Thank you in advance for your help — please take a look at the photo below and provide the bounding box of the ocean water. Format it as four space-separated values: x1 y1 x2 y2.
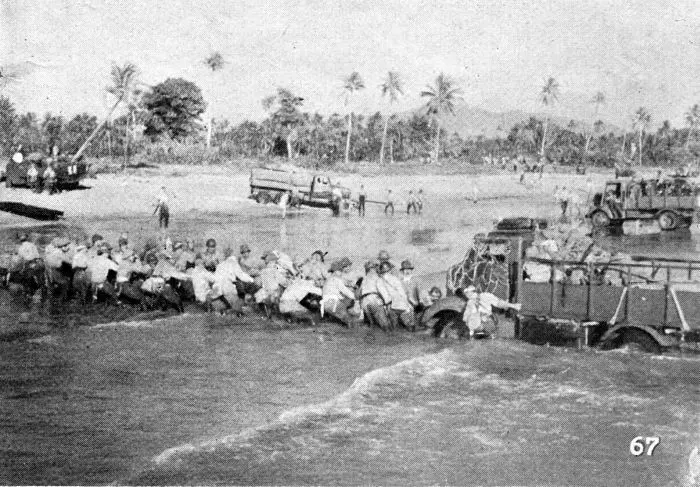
126 340 699 486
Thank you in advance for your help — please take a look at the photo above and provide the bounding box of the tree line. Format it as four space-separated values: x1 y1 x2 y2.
0 58 698 168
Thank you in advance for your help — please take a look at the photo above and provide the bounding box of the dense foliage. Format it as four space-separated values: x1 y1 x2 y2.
142 78 207 141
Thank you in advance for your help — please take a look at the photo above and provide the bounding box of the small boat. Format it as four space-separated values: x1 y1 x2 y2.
0 201 64 220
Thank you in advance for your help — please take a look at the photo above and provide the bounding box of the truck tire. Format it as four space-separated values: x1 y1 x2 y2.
428 310 468 339
590 210 610 228
621 328 662 354
657 211 678 231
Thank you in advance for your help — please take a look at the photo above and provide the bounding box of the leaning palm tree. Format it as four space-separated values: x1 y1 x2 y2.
379 71 404 165
420 73 463 164
685 104 700 150
632 107 651 166
204 51 225 149
342 72 365 165
538 77 560 159
106 62 140 168
584 91 605 159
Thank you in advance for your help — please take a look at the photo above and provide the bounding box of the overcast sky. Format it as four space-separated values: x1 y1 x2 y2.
1 0 699 129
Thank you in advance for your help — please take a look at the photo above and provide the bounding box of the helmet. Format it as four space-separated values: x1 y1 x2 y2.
378 250 390 262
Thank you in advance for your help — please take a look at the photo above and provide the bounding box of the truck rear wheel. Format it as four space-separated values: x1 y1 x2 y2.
621 328 662 354
590 210 610 228
657 211 678 231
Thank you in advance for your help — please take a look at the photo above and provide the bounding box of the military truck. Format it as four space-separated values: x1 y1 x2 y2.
249 165 350 209
421 217 700 352
5 152 87 190
587 178 698 230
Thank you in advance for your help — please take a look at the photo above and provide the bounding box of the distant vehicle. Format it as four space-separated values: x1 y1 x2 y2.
5 152 87 190
249 165 351 210
421 217 700 352
587 178 698 230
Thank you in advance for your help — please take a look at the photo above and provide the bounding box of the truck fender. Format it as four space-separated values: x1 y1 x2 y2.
599 323 677 348
653 208 680 219
586 206 613 220
421 296 467 327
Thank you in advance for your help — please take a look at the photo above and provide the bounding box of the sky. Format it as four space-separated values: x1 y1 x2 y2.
1 0 699 129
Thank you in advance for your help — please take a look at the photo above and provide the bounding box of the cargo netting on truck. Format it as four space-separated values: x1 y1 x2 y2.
447 240 511 299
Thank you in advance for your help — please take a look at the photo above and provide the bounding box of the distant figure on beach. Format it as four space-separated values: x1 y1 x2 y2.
384 189 395 215
154 186 170 229
416 189 425 213
358 184 366 217
406 190 418 214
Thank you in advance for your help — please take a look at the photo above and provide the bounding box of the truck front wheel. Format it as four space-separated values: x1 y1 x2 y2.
590 210 611 228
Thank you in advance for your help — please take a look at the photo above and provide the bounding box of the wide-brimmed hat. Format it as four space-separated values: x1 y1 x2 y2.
311 249 328 262
330 257 352 273
378 261 394 274
262 251 279 262
54 237 70 248
240 243 251 254
400 259 414 271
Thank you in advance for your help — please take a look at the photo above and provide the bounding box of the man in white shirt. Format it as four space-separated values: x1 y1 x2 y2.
188 255 219 310
88 242 119 302
215 253 255 314
461 285 521 338
359 260 391 331
321 257 358 327
27 163 39 192
279 276 322 325
43 160 57 194
378 261 414 331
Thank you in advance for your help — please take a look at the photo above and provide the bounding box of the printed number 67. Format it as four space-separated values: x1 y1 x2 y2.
630 436 660 456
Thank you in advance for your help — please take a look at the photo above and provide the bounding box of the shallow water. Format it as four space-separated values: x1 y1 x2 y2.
1 193 700 485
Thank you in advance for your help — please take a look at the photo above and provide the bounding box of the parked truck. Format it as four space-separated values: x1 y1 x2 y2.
422 217 700 352
587 177 698 230
249 165 350 210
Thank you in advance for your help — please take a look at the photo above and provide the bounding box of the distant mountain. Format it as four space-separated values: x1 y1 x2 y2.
406 103 617 138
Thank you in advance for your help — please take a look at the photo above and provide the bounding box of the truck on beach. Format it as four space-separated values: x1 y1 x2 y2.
4 152 88 190
249 165 350 210
587 177 698 230
422 217 700 353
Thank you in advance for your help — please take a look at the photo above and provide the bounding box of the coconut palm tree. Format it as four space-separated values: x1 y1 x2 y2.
204 51 225 149
685 104 700 150
342 72 365 165
632 107 651 166
584 91 605 159
538 77 560 159
420 73 463 164
106 62 140 168
379 71 404 165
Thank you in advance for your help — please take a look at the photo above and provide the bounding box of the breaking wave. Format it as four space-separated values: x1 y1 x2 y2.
123 341 698 485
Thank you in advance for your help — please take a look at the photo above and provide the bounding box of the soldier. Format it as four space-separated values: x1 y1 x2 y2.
202 238 223 271
359 260 392 331
406 190 418 214
461 285 521 338
358 184 367 217
214 250 255 314
400 259 421 315
321 257 358 327
188 254 219 311
255 251 289 318
384 189 395 215
43 159 57 195
154 186 170 229
416 188 425 213
378 261 414 331
44 237 74 304
27 163 39 193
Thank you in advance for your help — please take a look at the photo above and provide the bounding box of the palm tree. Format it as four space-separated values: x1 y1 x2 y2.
538 77 560 159
262 88 304 160
379 71 404 165
584 91 605 160
632 107 651 166
685 104 700 150
420 73 463 164
204 51 225 149
342 72 365 165
106 62 140 168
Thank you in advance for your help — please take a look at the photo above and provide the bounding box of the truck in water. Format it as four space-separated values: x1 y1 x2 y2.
587 177 698 230
422 217 700 353
249 165 351 210
4 152 87 190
